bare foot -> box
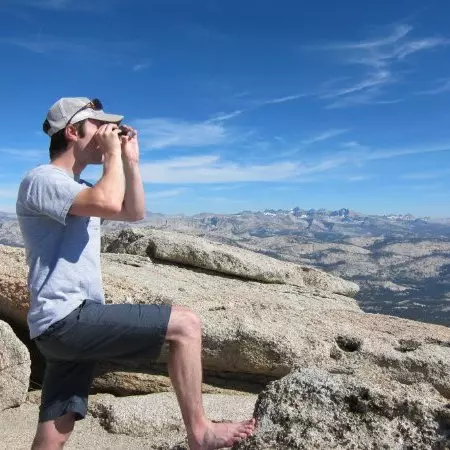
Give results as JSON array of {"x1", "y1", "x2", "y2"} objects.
[{"x1": 189, "y1": 418, "x2": 256, "y2": 450}]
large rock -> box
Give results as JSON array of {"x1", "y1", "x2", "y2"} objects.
[
  {"x1": 236, "y1": 368, "x2": 450, "y2": 450},
  {"x1": 89, "y1": 392, "x2": 257, "y2": 448},
  {"x1": 0, "y1": 242, "x2": 449, "y2": 405},
  {"x1": 0, "y1": 245, "x2": 29, "y2": 325},
  {"x1": 0, "y1": 391, "x2": 256, "y2": 449},
  {"x1": 92, "y1": 362, "x2": 260, "y2": 395},
  {"x1": 0, "y1": 320, "x2": 30, "y2": 410},
  {"x1": 102, "y1": 228, "x2": 360, "y2": 296}
]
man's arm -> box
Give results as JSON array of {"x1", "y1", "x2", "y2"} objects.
[
  {"x1": 107, "y1": 125, "x2": 146, "y2": 222},
  {"x1": 70, "y1": 124, "x2": 126, "y2": 218},
  {"x1": 112, "y1": 159, "x2": 145, "y2": 221}
]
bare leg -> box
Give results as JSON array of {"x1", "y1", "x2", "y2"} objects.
[
  {"x1": 165, "y1": 306, "x2": 255, "y2": 450},
  {"x1": 31, "y1": 412, "x2": 76, "y2": 450}
]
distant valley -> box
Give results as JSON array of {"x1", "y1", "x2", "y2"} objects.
[{"x1": 3, "y1": 207, "x2": 449, "y2": 327}]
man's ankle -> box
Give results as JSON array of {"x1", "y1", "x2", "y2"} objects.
[{"x1": 186, "y1": 416, "x2": 210, "y2": 443}]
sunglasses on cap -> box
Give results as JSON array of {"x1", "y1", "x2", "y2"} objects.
[
  {"x1": 42, "y1": 98, "x2": 104, "y2": 135},
  {"x1": 66, "y1": 98, "x2": 103, "y2": 126}
]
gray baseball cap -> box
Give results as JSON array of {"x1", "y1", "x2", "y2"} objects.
[{"x1": 43, "y1": 97, "x2": 124, "y2": 136}]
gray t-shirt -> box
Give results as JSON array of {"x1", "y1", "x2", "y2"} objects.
[{"x1": 16, "y1": 164, "x2": 105, "y2": 339}]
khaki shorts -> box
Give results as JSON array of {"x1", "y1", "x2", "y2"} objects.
[{"x1": 34, "y1": 299, "x2": 172, "y2": 422}]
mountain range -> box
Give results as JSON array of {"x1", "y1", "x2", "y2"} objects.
[{"x1": 2, "y1": 207, "x2": 449, "y2": 327}]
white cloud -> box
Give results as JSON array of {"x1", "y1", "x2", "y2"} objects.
[
  {"x1": 416, "y1": 78, "x2": 450, "y2": 95},
  {"x1": 1, "y1": 148, "x2": 44, "y2": 160},
  {"x1": 280, "y1": 141, "x2": 450, "y2": 180},
  {"x1": 134, "y1": 118, "x2": 228, "y2": 150},
  {"x1": 347, "y1": 175, "x2": 370, "y2": 182},
  {"x1": 207, "y1": 110, "x2": 244, "y2": 123},
  {"x1": 317, "y1": 142, "x2": 450, "y2": 171},
  {"x1": 401, "y1": 168, "x2": 450, "y2": 180},
  {"x1": 160, "y1": 155, "x2": 219, "y2": 168},
  {"x1": 325, "y1": 88, "x2": 404, "y2": 109},
  {"x1": 395, "y1": 38, "x2": 450, "y2": 59},
  {"x1": 323, "y1": 25, "x2": 413, "y2": 51},
  {"x1": 209, "y1": 184, "x2": 244, "y2": 191},
  {"x1": 321, "y1": 70, "x2": 392, "y2": 99},
  {"x1": 33, "y1": 0, "x2": 72, "y2": 8},
  {"x1": 13, "y1": 0, "x2": 71, "y2": 9},
  {"x1": 139, "y1": 155, "x2": 301, "y2": 183},
  {"x1": 301, "y1": 129, "x2": 349, "y2": 145},
  {"x1": 2, "y1": 34, "x2": 138, "y2": 65},
  {"x1": 259, "y1": 94, "x2": 308, "y2": 105},
  {"x1": 205, "y1": 93, "x2": 309, "y2": 125},
  {"x1": 12, "y1": 0, "x2": 102, "y2": 10},
  {"x1": 150, "y1": 189, "x2": 187, "y2": 199},
  {"x1": 133, "y1": 61, "x2": 151, "y2": 72},
  {"x1": 366, "y1": 143, "x2": 450, "y2": 160},
  {"x1": 314, "y1": 24, "x2": 450, "y2": 107},
  {"x1": 3, "y1": 36, "x2": 88, "y2": 54}
]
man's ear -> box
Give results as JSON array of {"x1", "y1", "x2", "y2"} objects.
[{"x1": 64, "y1": 124, "x2": 79, "y2": 142}]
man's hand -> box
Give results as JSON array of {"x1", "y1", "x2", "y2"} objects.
[
  {"x1": 94, "y1": 123, "x2": 121, "y2": 156},
  {"x1": 120, "y1": 125, "x2": 139, "y2": 164}
]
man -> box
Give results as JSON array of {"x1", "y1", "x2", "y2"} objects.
[{"x1": 16, "y1": 97, "x2": 255, "y2": 450}]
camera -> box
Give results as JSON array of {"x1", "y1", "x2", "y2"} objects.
[{"x1": 118, "y1": 126, "x2": 128, "y2": 137}]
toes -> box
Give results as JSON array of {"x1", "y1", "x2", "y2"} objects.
[{"x1": 233, "y1": 430, "x2": 253, "y2": 440}]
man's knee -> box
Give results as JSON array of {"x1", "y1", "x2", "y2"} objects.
[{"x1": 166, "y1": 305, "x2": 202, "y2": 343}]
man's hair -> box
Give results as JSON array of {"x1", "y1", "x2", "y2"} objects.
[{"x1": 49, "y1": 120, "x2": 87, "y2": 160}]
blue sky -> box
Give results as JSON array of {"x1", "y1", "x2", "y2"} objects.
[{"x1": 1, "y1": 0, "x2": 450, "y2": 217}]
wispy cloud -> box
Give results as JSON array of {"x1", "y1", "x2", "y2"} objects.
[
  {"x1": 134, "y1": 118, "x2": 228, "y2": 150},
  {"x1": 389, "y1": 182, "x2": 444, "y2": 192},
  {"x1": 366, "y1": 143, "x2": 450, "y2": 160},
  {"x1": 320, "y1": 25, "x2": 449, "y2": 68},
  {"x1": 258, "y1": 94, "x2": 309, "y2": 105},
  {"x1": 347, "y1": 175, "x2": 371, "y2": 182},
  {"x1": 416, "y1": 78, "x2": 450, "y2": 95},
  {"x1": 138, "y1": 154, "x2": 345, "y2": 185},
  {"x1": 341, "y1": 140, "x2": 450, "y2": 161},
  {"x1": 322, "y1": 25, "x2": 413, "y2": 52},
  {"x1": 139, "y1": 155, "x2": 300, "y2": 183},
  {"x1": 11, "y1": 0, "x2": 107, "y2": 11},
  {"x1": 209, "y1": 184, "x2": 245, "y2": 191},
  {"x1": 150, "y1": 188, "x2": 187, "y2": 199},
  {"x1": 401, "y1": 168, "x2": 450, "y2": 180},
  {"x1": 3, "y1": 36, "x2": 88, "y2": 55},
  {"x1": 206, "y1": 92, "x2": 309, "y2": 124},
  {"x1": 1, "y1": 34, "x2": 140, "y2": 66},
  {"x1": 133, "y1": 61, "x2": 151, "y2": 72},
  {"x1": 315, "y1": 141, "x2": 450, "y2": 174},
  {"x1": 13, "y1": 0, "x2": 72, "y2": 9},
  {"x1": 301, "y1": 129, "x2": 349, "y2": 145},
  {"x1": 325, "y1": 88, "x2": 404, "y2": 109},
  {"x1": 1, "y1": 148, "x2": 44, "y2": 160},
  {"x1": 321, "y1": 70, "x2": 392, "y2": 98},
  {"x1": 207, "y1": 110, "x2": 244, "y2": 123},
  {"x1": 313, "y1": 24, "x2": 450, "y2": 107}
]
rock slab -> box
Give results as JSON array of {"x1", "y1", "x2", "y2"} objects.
[
  {"x1": 89, "y1": 392, "x2": 257, "y2": 448},
  {"x1": 236, "y1": 368, "x2": 450, "y2": 450},
  {"x1": 102, "y1": 228, "x2": 360, "y2": 297},
  {"x1": 0, "y1": 319, "x2": 30, "y2": 411}
]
